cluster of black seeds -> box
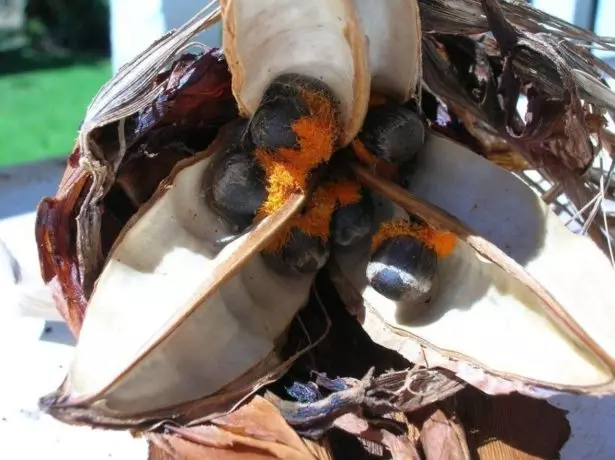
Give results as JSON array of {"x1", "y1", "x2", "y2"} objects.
[
  {"x1": 354, "y1": 102, "x2": 437, "y2": 308},
  {"x1": 203, "y1": 75, "x2": 437, "y2": 303}
]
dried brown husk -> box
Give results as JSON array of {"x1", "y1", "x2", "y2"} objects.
[
  {"x1": 146, "y1": 396, "x2": 325, "y2": 460},
  {"x1": 408, "y1": 386, "x2": 571, "y2": 460},
  {"x1": 418, "y1": 0, "x2": 615, "y2": 253}
]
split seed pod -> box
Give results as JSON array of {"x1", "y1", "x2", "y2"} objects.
[
  {"x1": 332, "y1": 133, "x2": 615, "y2": 397},
  {"x1": 42, "y1": 126, "x2": 317, "y2": 425}
]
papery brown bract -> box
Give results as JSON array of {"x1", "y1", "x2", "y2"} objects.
[
  {"x1": 36, "y1": 157, "x2": 91, "y2": 336},
  {"x1": 147, "y1": 397, "x2": 325, "y2": 460},
  {"x1": 35, "y1": 49, "x2": 237, "y2": 335}
]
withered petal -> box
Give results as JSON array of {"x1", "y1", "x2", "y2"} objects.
[
  {"x1": 148, "y1": 396, "x2": 324, "y2": 460},
  {"x1": 35, "y1": 161, "x2": 91, "y2": 336}
]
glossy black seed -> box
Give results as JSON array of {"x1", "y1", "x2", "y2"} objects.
[
  {"x1": 367, "y1": 235, "x2": 437, "y2": 303},
  {"x1": 358, "y1": 104, "x2": 425, "y2": 164},
  {"x1": 249, "y1": 73, "x2": 339, "y2": 150},
  {"x1": 330, "y1": 189, "x2": 375, "y2": 247},
  {"x1": 204, "y1": 147, "x2": 267, "y2": 233},
  {"x1": 250, "y1": 100, "x2": 305, "y2": 149},
  {"x1": 262, "y1": 228, "x2": 330, "y2": 276}
]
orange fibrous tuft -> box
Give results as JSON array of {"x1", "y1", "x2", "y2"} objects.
[
  {"x1": 253, "y1": 85, "x2": 350, "y2": 253},
  {"x1": 266, "y1": 180, "x2": 362, "y2": 253},
  {"x1": 372, "y1": 218, "x2": 457, "y2": 257},
  {"x1": 289, "y1": 88, "x2": 339, "y2": 166},
  {"x1": 256, "y1": 86, "x2": 339, "y2": 220},
  {"x1": 329, "y1": 179, "x2": 362, "y2": 207},
  {"x1": 255, "y1": 149, "x2": 302, "y2": 217}
]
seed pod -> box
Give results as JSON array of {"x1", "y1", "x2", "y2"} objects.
[
  {"x1": 332, "y1": 133, "x2": 615, "y2": 397},
  {"x1": 262, "y1": 228, "x2": 330, "y2": 276},
  {"x1": 356, "y1": 104, "x2": 425, "y2": 164},
  {"x1": 203, "y1": 143, "x2": 267, "y2": 233},
  {"x1": 330, "y1": 188, "x2": 375, "y2": 247},
  {"x1": 33, "y1": 0, "x2": 431, "y2": 440},
  {"x1": 38, "y1": 126, "x2": 317, "y2": 425},
  {"x1": 367, "y1": 233, "x2": 437, "y2": 305}
]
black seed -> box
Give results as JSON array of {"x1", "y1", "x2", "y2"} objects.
[
  {"x1": 249, "y1": 73, "x2": 339, "y2": 150},
  {"x1": 250, "y1": 100, "x2": 306, "y2": 149},
  {"x1": 330, "y1": 189, "x2": 375, "y2": 247},
  {"x1": 203, "y1": 147, "x2": 267, "y2": 233},
  {"x1": 367, "y1": 235, "x2": 437, "y2": 303},
  {"x1": 262, "y1": 228, "x2": 330, "y2": 276},
  {"x1": 358, "y1": 104, "x2": 425, "y2": 164}
]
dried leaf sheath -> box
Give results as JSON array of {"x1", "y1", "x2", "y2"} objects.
[
  {"x1": 36, "y1": 161, "x2": 91, "y2": 336},
  {"x1": 418, "y1": 0, "x2": 615, "y2": 253}
]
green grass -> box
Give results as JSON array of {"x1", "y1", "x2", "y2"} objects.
[{"x1": 0, "y1": 49, "x2": 112, "y2": 167}]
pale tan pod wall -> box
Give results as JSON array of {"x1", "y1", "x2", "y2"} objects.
[
  {"x1": 219, "y1": 0, "x2": 371, "y2": 145},
  {"x1": 333, "y1": 134, "x2": 615, "y2": 396},
  {"x1": 352, "y1": 0, "x2": 422, "y2": 102},
  {"x1": 49, "y1": 141, "x2": 315, "y2": 418}
]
